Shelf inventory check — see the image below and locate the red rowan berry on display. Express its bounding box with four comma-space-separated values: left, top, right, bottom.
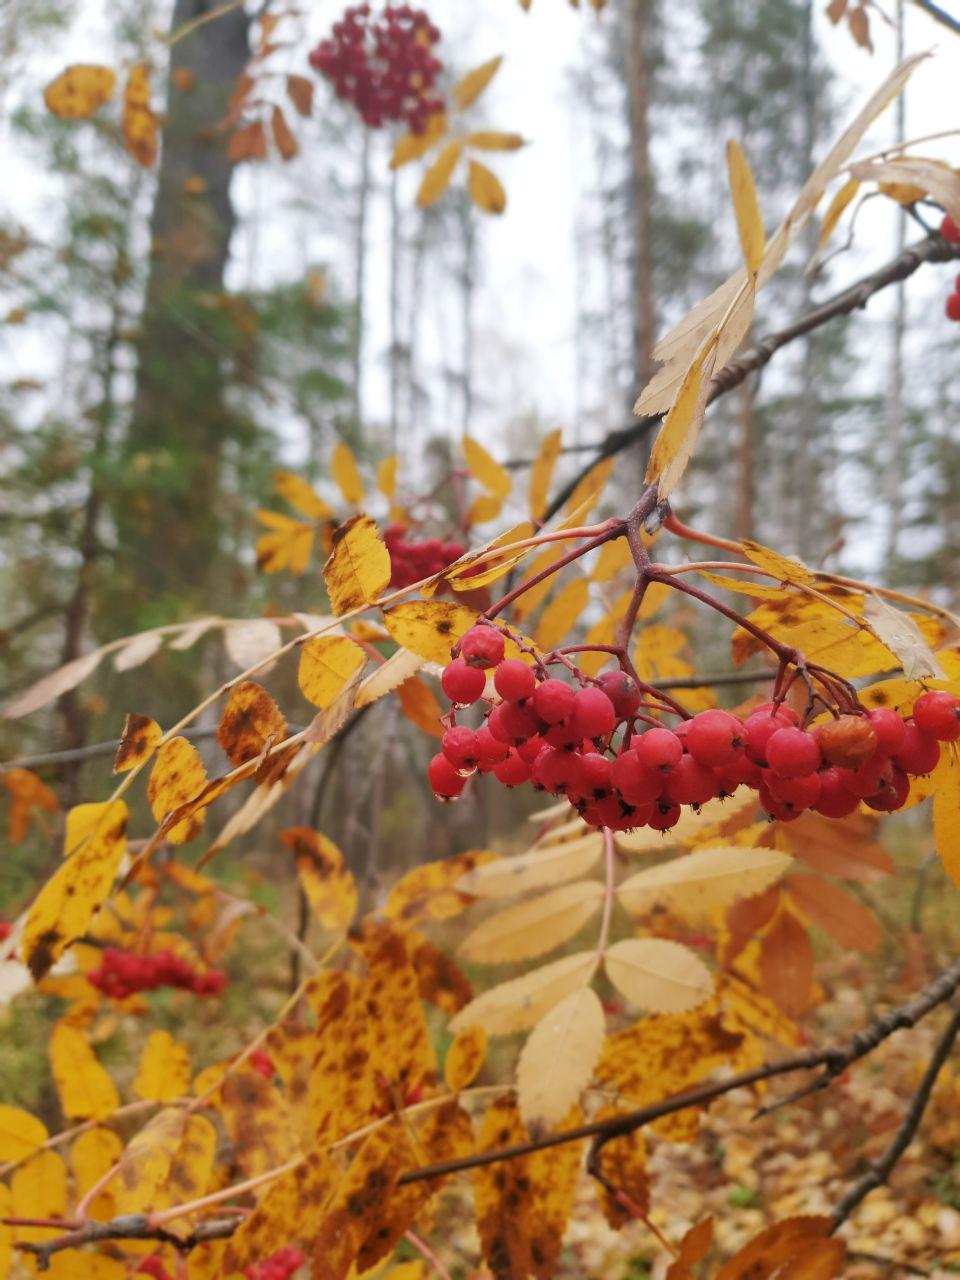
813, 767, 861, 818
946, 293, 960, 322
942, 214, 960, 245
867, 706, 907, 756
743, 709, 796, 763
578, 752, 614, 796
612, 750, 664, 804
428, 753, 465, 798
913, 690, 960, 741
441, 726, 480, 772
837, 755, 892, 799
635, 726, 684, 772
595, 670, 642, 718
493, 751, 531, 787
863, 764, 910, 812
766, 770, 820, 809
494, 659, 536, 702
517, 735, 547, 764
475, 724, 509, 768
765, 727, 821, 778
662, 754, 717, 806
648, 801, 681, 831
571, 687, 616, 738
498, 699, 540, 742
460, 626, 504, 668
441, 658, 485, 706
685, 709, 742, 767
532, 678, 575, 724
818, 714, 877, 769
893, 721, 941, 775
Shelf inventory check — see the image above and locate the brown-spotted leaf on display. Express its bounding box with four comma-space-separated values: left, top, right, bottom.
594, 1108, 649, 1229
716, 1217, 839, 1280
113, 713, 163, 773
44, 64, 116, 118
217, 1069, 298, 1177
352, 920, 437, 1095
306, 971, 376, 1144
281, 827, 357, 929
224, 1151, 333, 1274
216, 681, 287, 766
122, 63, 158, 166
445, 1025, 488, 1091
21, 799, 128, 980
114, 1108, 187, 1214
50, 1020, 119, 1121
148, 737, 208, 844
408, 929, 474, 1015
383, 600, 479, 664
323, 514, 390, 614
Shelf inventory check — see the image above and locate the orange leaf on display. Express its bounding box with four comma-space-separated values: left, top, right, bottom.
3, 767, 58, 843
43, 64, 116, 119
716, 1217, 840, 1280
286, 74, 313, 116
113, 713, 163, 773
453, 56, 503, 111
122, 63, 158, 167
271, 105, 298, 160
467, 159, 507, 214
785, 874, 882, 953
396, 674, 444, 737
417, 140, 463, 207
759, 906, 813, 1018
216, 681, 286, 766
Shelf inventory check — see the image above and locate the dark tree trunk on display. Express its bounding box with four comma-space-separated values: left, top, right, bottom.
116, 0, 250, 617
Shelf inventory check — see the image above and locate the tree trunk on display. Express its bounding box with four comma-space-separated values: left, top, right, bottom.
116, 0, 250, 617
625, 0, 656, 403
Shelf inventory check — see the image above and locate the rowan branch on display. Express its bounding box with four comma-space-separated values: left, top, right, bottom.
910, 0, 960, 37
831, 1005, 960, 1229
11, 1213, 240, 1269
539, 232, 960, 523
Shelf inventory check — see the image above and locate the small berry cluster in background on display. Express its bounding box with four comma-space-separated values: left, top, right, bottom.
243, 1247, 307, 1280
87, 947, 227, 1000
941, 216, 960, 320
308, 4, 444, 133
384, 524, 465, 588
428, 625, 959, 831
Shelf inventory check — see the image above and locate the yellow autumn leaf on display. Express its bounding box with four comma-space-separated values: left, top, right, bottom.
331, 441, 364, 505
122, 62, 158, 166
113, 712, 163, 773
456, 831, 603, 899
43, 64, 116, 118
529, 429, 562, 521
726, 140, 765, 274
517, 986, 605, 1129
453, 56, 503, 111
153, 1114, 218, 1215
134, 1030, 192, 1102
281, 827, 357, 929
390, 111, 447, 168
377, 455, 398, 498
459, 880, 604, 965
468, 492, 504, 525
534, 577, 589, 651
11, 1150, 67, 1248
114, 1108, 187, 1214
255, 510, 315, 575
934, 748, 960, 888
383, 600, 478, 665
565, 457, 614, 518
445, 1026, 488, 1091
466, 130, 525, 151
817, 178, 860, 252
740, 538, 814, 585
383, 849, 497, 924
618, 847, 792, 920
71, 1127, 122, 1220
645, 336, 719, 501
21, 799, 128, 980
275, 469, 331, 519
417, 140, 463, 206
450, 951, 598, 1036
604, 939, 713, 1013
323, 514, 391, 615
464, 435, 512, 498
298, 635, 366, 709
148, 737, 208, 844
467, 159, 507, 214
0, 1106, 47, 1162
50, 1021, 120, 1121
216, 681, 286, 767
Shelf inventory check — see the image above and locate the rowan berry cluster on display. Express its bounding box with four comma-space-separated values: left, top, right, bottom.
429, 625, 959, 831
941, 217, 960, 320
384, 524, 465, 588
308, 4, 444, 133
87, 947, 227, 1000
244, 1247, 306, 1280
0, 921, 11, 942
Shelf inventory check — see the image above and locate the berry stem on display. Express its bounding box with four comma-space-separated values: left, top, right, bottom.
596, 827, 617, 959
663, 511, 742, 554
484, 522, 626, 621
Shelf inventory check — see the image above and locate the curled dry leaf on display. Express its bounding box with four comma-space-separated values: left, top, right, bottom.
355, 647, 425, 707
224, 618, 284, 672
516, 986, 605, 1128
603, 938, 713, 1014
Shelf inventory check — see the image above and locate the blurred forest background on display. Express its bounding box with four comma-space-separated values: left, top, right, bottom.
1, 0, 957, 912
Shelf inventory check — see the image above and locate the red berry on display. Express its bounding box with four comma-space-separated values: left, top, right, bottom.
814, 767, 861, 818
648, 801, 681, 831
517, 735, 546, 765
460, 626, 504, 668
913, 690, 960, 742
531, 746, 577, 793
595, 670, 642, 718
498, 700, 540, 742
766, 770, 820, 809
542, 718, 581, 748
634, 726, 683, 772
893, 721, 941, 775
494, 659, 536, 702
428, 753, 465, 798
441, 726, 480, 772
612, 750, 663, 804
758, 784, 802, 822
818, 714, 877, 769
946, 293, 960, 322
578, 752, 613, 796
753, 700, 800, 726
837, 756, 892, 800
475, 725, 509, 768
765, 727, 821, 778
743, 709, 796, 763
441, 658, 485, 706
532, 678, 575, 725
867, 706, 907, 756
863, 764, 910, 812
941, 214, 960, 245
662, 754, 718, 806
571, 687, 616, 739
685, 710, 742, 767
493, 751, 530, 787
486, 704, 514, 744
